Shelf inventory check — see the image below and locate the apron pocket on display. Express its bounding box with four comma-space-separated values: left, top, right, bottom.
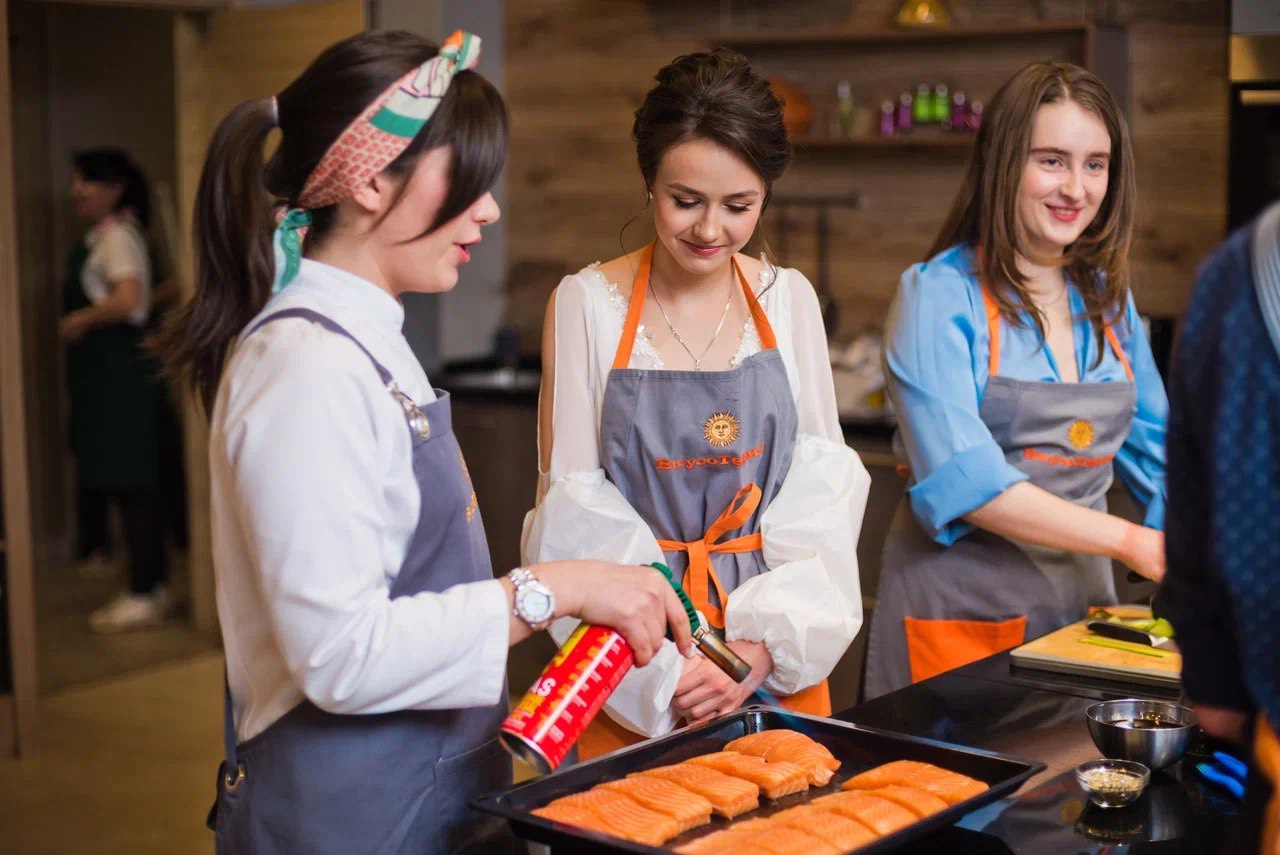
431, 738, 518, 854
903, 615, 1028, 684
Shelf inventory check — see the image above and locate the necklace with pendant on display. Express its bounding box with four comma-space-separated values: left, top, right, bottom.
649, 265, 735, 371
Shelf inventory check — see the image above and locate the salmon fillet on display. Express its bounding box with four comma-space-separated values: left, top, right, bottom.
537, 790, 679, 846
813, 791, 917, 836
633, 763, 760, 818
597, 776, 713, 833
724, 730, 797, 756
753, 804, 821, 827
672, 827, 764, 855
532, 802, 617, 837
864, 784, 949, 817
842, 760, 988, 804
790, 808, 879, 849
724, 730, 842, 787
727, 731, 838, 767
750, 826, 842, 855
686, 752, 810, 799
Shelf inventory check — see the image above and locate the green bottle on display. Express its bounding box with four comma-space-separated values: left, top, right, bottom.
913, 83, 932, 124
933, 83, 950, 124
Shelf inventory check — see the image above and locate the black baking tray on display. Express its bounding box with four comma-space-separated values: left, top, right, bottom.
472, 705, 1046, 853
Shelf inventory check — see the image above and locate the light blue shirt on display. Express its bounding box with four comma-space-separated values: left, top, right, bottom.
884, 244, 1168, 545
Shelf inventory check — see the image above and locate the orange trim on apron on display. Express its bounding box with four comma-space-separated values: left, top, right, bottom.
611, 243, 776, 371
1256, 714, 1280, 855
980, 282, 1134, 381
903, 615, 1028, 684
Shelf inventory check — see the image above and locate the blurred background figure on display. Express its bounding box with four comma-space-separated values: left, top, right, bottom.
58, 146, 171, 633
1163, 198, 1280, 855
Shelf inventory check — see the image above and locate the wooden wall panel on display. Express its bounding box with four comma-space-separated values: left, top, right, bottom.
0, 0, 41, 757
505, 0, 1229, 347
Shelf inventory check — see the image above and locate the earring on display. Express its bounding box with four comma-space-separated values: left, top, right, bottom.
647, 189, 653, 201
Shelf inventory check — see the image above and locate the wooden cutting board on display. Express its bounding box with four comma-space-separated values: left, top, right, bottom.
1009, 605, 1181, 688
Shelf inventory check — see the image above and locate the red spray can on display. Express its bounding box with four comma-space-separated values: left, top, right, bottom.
499, 623, 634, 774
499, 563, 751, 774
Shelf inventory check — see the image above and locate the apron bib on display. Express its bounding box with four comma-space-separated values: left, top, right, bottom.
864, 283, 1136, 699
211, 309, 516, 855
62, 237, 160, 491
581, 244, 829, 760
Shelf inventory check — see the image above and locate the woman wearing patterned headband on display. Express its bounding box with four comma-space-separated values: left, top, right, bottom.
522, 50, 870, 759
155, 30, 692, 853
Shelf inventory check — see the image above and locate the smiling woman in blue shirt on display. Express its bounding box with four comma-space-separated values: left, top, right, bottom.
863, 61, 1168, 700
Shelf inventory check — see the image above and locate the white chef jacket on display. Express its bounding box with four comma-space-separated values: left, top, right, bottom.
210, 260, 509, 742
522, 259, 869, 738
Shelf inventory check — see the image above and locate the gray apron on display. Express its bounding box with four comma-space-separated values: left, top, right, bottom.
863, 285, 1135, 700
211, 308, 517, 855
594, 244, 830, 725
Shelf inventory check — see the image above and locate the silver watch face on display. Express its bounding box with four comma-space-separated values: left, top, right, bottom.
516, 583, 555, 624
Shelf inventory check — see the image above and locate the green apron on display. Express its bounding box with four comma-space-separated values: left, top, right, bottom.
62, 238, 160, 491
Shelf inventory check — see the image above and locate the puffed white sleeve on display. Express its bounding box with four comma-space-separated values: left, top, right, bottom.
520, 271, 684, 737
724, 270, 869, 695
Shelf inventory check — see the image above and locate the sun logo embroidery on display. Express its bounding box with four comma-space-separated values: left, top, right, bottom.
1067, 418, 1095, 451
457, 447, 479, 522
703, 412, 741, 448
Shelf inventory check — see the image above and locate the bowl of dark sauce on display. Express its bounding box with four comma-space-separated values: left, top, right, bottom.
1087, 700, 1199, 770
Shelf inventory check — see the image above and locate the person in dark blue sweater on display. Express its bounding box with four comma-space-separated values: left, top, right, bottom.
1163, 202, 1280, 853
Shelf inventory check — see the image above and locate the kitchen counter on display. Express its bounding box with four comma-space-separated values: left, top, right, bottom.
833, 653, 1241, 853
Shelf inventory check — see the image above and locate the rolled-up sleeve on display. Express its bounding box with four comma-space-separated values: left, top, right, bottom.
883, 262, 1027, 545
1114, 294, 1169, 529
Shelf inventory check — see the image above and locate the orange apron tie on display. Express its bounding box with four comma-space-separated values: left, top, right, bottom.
658, 483, 763, 629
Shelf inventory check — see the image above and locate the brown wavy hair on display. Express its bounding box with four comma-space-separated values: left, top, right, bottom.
154, 30, 507, 413
926, 61, 1136, 350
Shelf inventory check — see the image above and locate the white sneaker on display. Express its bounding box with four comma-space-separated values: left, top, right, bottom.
88, 585, 173, 634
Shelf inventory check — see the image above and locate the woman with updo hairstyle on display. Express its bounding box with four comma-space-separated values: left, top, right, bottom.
523, 49, 869, 759
863, 61, 1168, 700
154, 29, 691, 853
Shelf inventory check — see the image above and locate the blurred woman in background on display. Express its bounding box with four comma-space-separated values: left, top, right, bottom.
60, 146, 170, 633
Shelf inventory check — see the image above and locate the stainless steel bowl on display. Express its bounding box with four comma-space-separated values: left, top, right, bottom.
1086, 699, 1198, 770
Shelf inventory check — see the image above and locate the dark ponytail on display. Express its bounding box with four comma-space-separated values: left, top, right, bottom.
155, 30, 508, 413
155, 98, 276, 413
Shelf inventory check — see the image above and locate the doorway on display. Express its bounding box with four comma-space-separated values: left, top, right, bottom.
5, 0, 367, 704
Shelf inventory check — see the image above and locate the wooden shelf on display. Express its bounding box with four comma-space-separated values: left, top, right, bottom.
714, 22, 1097, 51
794, 134, 974, 151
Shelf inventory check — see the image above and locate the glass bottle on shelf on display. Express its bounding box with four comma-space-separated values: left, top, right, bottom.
950, 91, 968, 132
896, 91, 914, 133
967, 100, 984, 132
913, 82, 932, 125
836, 80, 856, 139
880, 100, 896, 137
932, 83, 950, 124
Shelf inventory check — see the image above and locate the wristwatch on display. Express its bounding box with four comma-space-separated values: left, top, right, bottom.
508, 567, 556, 631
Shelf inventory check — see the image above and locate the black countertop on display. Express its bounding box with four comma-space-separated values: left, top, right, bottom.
832, 653, 1242, 853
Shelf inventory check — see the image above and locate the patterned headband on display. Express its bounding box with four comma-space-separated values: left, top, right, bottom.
272, 29, 482, 292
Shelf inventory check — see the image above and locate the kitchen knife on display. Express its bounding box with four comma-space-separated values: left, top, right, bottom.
1087, 620, 1175, 649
